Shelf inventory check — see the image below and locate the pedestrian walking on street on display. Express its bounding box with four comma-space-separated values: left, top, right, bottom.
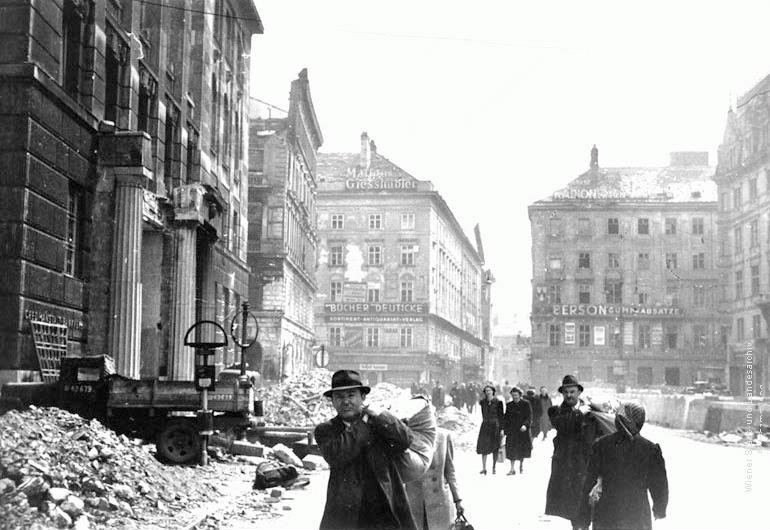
502, 380, 513, 403
465, 383, 477, 413
503, 386, 532, 475
475, 384, 504, 475
577, 402, 669, 530
544, 375, 599, 530
525, 387, 542, 440
537, 386, 554, 440
315, 370, 418, 530
406, 428, 464, 530
432, 381, 446, 410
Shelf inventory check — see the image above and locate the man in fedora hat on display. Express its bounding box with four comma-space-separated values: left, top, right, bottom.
544, 375, 599, 530
314, 369, 418, 530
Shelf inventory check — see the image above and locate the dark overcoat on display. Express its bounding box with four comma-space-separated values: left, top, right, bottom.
475, 397, 504, 455
578, 432, 669, 530
503, 399, 532, 459
527, 395, 543, 437
545, 403, 599, 521
315, 411, 418, 530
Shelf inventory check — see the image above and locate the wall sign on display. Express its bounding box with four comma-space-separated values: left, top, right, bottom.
564, 322, 576, 345
593, 326, 605, 345
325, 302, 427, 314
552, 304, 681, 317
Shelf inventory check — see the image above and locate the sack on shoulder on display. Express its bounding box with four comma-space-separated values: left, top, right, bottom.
450, 513, 474, 530
253, 461, 299, 490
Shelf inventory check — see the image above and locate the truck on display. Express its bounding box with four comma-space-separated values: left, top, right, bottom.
0, 355, 256, 465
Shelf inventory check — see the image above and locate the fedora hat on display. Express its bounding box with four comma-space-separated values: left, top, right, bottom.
558, 374, 584, 393
323, 369, 371, 398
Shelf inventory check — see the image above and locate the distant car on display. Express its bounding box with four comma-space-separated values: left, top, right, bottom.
218, 367, 262, 388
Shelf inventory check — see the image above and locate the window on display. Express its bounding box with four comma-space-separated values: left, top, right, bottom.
665, 253, 678, 270
693, 324, 707, 350
64, 184, 85, 278
720, 325, 729, 347
720, 192, 730, 212
638, 367, 653, 386
401, 245, 416, 266
734, 226, 743, 254
578, 218, 592, 237
637, 292, 648, 305
750, 219, 759, 248
367, 286, 380, 303
607, 218, 619, 235
736, 317, 745, 342
605, 280, 622, 303
366, 328, 380, 348
368, 214, 382, 230
329, 245, 344, 266
104, 27, 127, 125
692, 253, 705, 270
578, 284, 591, 304
734, 187, 742, 210
691, 217, 704, 236
549, 218, 563, 237
638, 324, 651, 349
401, 213, 415, 230
608, 253, 619, 269
267, 207, 283, 239
610, 325, 622, 347
329, 327, 342, 347
62, 0, 85, 97
750, 178, 758, 202
664, 218, 677, 235
735, 270, 744, 300
578, 324, 591, 347
186, 125, 199, 182
400, 281, 414, 302
637, 252, 650, 270
400, 328, 413, 348
548, 324, 561, 346
637, 218, 649, 235
368, 245, 382, 266
330, 281, 342, 302
666, 284, 680, 305
164, 101, 180, 188
664, 367, 680, 386
665, 324, 678, 349
548, 257, 563, 270
753, 314, 762, 339
578, 252, 591, 269
547, 284, 561, 304
751, 264, 760, 296
693, 285, 706, 306
331, 214, 344, 230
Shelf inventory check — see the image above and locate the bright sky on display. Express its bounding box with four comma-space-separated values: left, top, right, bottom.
250, 0, 770, 336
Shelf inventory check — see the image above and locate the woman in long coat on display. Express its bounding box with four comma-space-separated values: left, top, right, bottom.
537, 386, 553, 440
406, 429, 464, 530
526, 388, 542, 439
475, 384, 504, 474
578, 402, 669, 530
503, 387, 533, 474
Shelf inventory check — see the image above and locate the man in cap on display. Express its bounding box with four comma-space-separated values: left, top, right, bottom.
315, 370, 418, 530
545, 375, 599, 530
577, 401, 669, 530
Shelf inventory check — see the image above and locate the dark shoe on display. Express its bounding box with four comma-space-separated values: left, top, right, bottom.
480, 469, 487, 475
507, 469, 516, 475
492, 468, 496, 475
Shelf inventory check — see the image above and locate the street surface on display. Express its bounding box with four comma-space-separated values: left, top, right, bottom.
233, 424, 769, 530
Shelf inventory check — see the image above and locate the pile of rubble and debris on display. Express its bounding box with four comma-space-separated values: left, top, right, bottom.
0, 406, 249, 529
683, 428, 770, 448
436, 406, 479, 448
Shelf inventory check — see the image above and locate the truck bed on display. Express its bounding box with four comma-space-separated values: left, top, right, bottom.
107, 377, 253, 414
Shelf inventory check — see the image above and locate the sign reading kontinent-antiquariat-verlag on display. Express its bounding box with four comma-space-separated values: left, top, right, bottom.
551, 304, 682, 317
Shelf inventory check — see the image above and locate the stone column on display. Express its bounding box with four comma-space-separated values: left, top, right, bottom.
169, 225, 197, 380
108, 174, 144, 378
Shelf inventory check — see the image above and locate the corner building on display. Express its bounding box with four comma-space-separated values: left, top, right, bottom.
315, 134, 491, 386
714, 74, 770, 395
247, 69, 323, 380
529, 148, 728, 389
0, 1, 262, 382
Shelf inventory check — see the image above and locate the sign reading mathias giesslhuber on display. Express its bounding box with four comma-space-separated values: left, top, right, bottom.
552, 304, 682, 317
345, 178, 417, 191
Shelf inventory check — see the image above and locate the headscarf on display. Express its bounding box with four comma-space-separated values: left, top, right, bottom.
614, 401, 646, 440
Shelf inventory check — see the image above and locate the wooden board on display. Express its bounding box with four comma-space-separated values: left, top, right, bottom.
107, 377, 253, 413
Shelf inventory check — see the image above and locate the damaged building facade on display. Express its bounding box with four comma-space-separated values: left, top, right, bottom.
314, 134, 493, 386
247, 70, 323, 380
529, 148, 728, 389
0, 0, 262, 382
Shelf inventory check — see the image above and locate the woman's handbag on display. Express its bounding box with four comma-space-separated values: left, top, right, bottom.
450, 513, 475, 530
496, 434, 506, 463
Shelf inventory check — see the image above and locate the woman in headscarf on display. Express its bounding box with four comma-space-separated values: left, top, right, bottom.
578, 401, 669, 530
502, 386, 532, 474
475, 384, 504, 475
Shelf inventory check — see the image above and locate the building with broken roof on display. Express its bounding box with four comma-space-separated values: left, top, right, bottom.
528, 147, 728, 390
714, 72, 770, 396
314, 133, 492, 387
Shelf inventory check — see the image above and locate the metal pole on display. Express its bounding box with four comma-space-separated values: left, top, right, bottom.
201, 387, 208, 466
240, 301, 249, 376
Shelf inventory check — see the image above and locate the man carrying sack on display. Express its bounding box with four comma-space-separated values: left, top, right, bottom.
315, 370, 424, 530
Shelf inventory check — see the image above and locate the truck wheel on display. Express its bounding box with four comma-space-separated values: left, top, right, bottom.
157, 419, 200, 464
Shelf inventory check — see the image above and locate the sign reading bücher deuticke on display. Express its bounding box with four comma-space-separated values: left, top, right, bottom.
552, 304, 682, 317
324, 302, 427, 314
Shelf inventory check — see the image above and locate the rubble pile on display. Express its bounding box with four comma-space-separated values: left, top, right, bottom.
367, 382, 408, 404
0, 406, 243, 529
437, 406, 478, 436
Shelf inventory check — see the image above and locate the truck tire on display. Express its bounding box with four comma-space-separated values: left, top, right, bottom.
157, 418, 200, 464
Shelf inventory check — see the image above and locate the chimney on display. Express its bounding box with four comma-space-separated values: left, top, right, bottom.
360, 132, 371, 170
590, 145, 599, 169
370, 140, 377, 154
